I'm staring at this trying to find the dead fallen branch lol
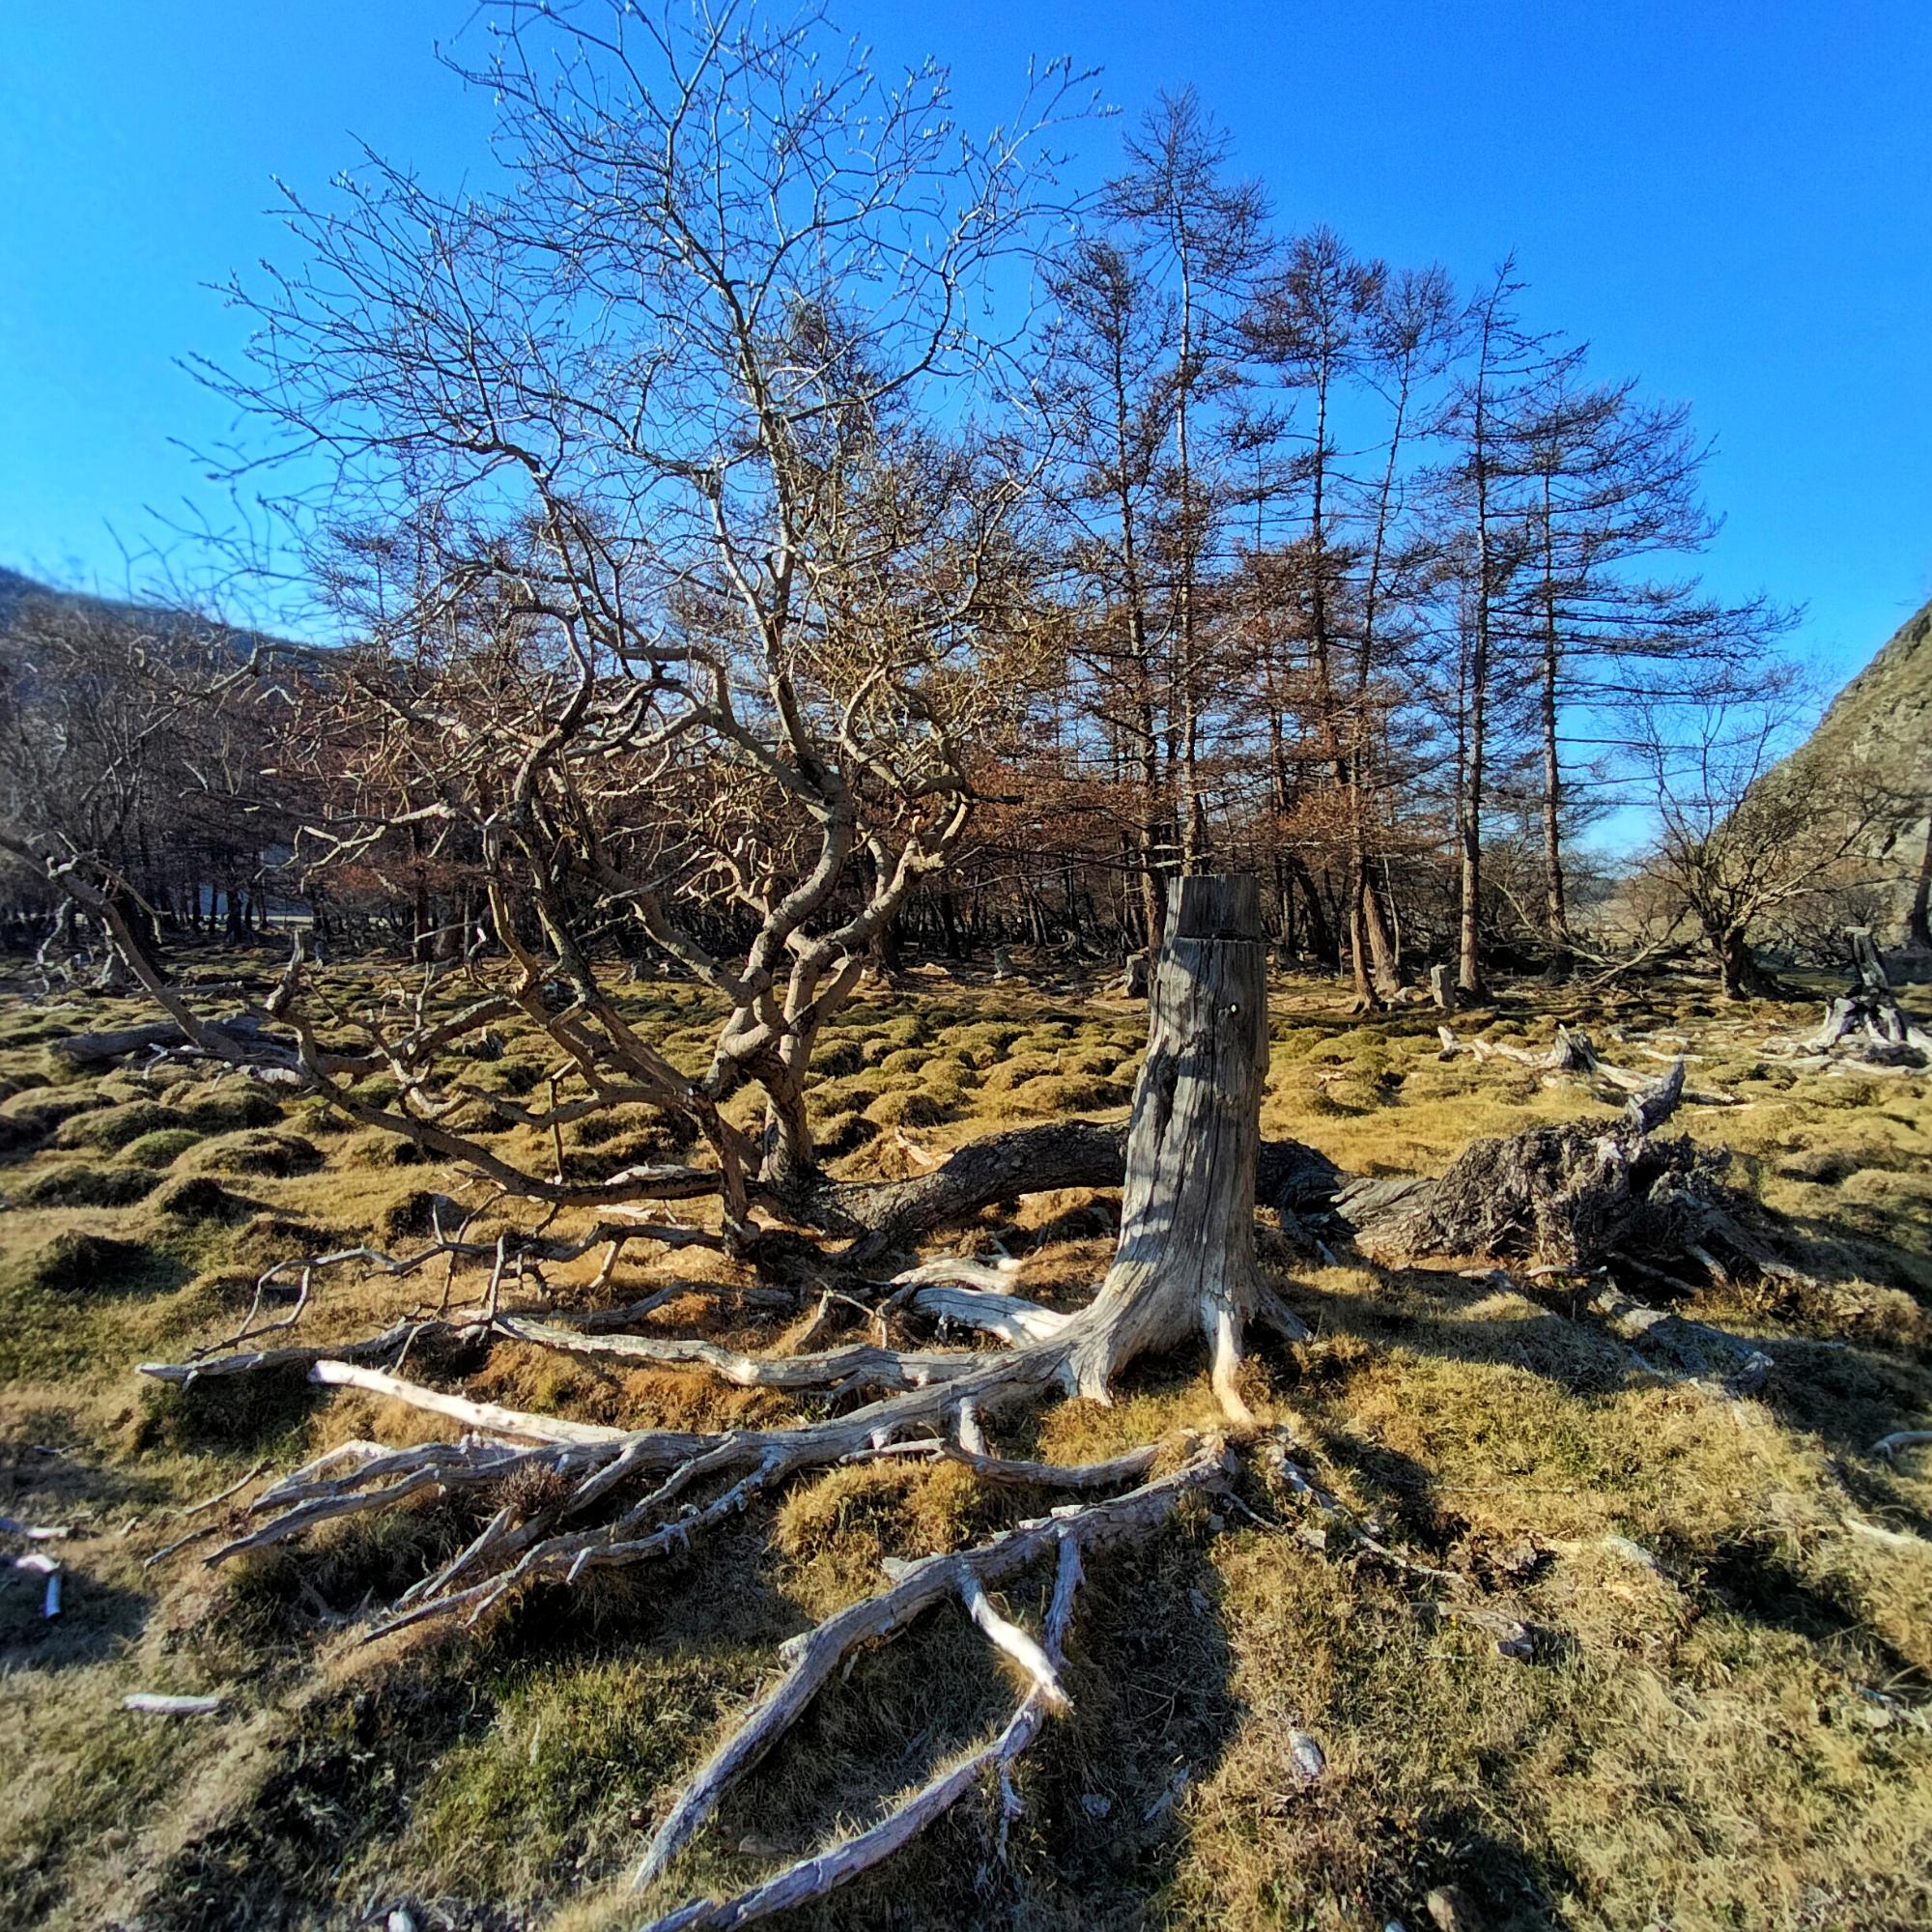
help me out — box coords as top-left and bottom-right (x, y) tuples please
(0, 1516), (71, 1541)
(1436, 1027), (1739, 1107)
(10, 1551), (62, 1617)
(630, 1439), (1233, 1930)
(123, 1693), (223, 1717)
(1771, 929), (1932, 1069)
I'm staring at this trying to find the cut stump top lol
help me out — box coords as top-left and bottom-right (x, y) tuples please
(1169, 875), (1262, 941)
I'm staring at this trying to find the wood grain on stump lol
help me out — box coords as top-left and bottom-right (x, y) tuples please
(1067, 875), (1268, 1417)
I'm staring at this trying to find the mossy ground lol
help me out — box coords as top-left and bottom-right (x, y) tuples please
(2, 960), (1929, 1931)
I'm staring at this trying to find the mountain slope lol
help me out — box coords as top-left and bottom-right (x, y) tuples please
(1776, 594), (1932, 944)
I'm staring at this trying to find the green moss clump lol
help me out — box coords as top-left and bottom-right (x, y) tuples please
(1001, 1071), (1128, 1117)
(378, 1189), (465, 1244)
(185, 1129), (324, 1178)
(467, 1056), (545, 1096)
(16, 1161), (158, 1207)
(343, 1130), (430, 1170)
(55, 1099), (185, 1151)
(0, 1229), (182, 1380)
(151, 1173), (254, 1223)
(1, 1087), (109, 1141)
(2, 1229), (151, 1297)
(120, 1126), (205, 1169)
(177, 1084), (284, 1133)
(863, 1089), (950, 1128)
(980, 1051), (1061, 1094)
(813, 1110), (877, 1158)
(811, 1038), (867, 1078)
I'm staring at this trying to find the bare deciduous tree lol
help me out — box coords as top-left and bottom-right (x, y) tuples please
(1632, 668), (1901, 998)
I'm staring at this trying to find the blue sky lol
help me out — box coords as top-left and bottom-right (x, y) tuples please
(2, 1), (1928, 696)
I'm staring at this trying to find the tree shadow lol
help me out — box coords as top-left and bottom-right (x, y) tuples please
(1273, 1227), (1932, 1471)
(1, 1445), (156, 1669)
(0, 1556), (150, 1669)
(737, 1520), (1245, 1931)
(1697, 1536), (1929, 1695)
(1399, 1810), (1585, 1932)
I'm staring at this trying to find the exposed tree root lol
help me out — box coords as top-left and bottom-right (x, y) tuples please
(131, 877), (1329, 1915)
(139, 875), (1771, 1916)
(1335, 1064), (1802, 1392)
(1341, 1064), (1750, 1274)
(1435, 1025), (1740, 1107)
(1343, 1123), (1731, 1276)
(628, 1441), (1233, 1930)
(1770, 929), (1932, 1069)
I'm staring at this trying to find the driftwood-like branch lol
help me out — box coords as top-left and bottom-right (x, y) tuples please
(1773, 931), (1932, 1068)
(494, 1308), (1005, 1395)
(139, 1317), (484, 1384)
(1436, 1027), (1738, 1107)
(631, 1441), (1233, 1928)
(308, 1359), (631, 1444)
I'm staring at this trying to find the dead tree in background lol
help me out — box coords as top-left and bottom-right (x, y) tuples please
(1631, 669), (1900, 999)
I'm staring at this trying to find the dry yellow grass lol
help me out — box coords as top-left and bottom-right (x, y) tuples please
(1, 960), (1928, 1930)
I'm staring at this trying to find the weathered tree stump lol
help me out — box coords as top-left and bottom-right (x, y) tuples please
(1796, 927), (1932, 1065)
(1429, 963), (1456, 1011)
(1118, 951), (1150, 999)
(1067, 875), (1270, 1416)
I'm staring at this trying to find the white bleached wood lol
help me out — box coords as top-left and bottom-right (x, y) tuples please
(632, 1445), (1229, 1927)
(961, 1576), (1068, 1708)
(124, 1693), (222, 1716)
(0, 1517), (70, 1540)
(307, 1360), (627, 1444)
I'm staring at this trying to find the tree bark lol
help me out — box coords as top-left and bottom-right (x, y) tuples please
(1714, 922), (1780, 1000)
(1064, 874), (1268, 1411)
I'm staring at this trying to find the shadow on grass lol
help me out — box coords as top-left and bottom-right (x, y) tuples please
(1274, 1222), (1932, 1470)
(0, 1559), (150, 1670)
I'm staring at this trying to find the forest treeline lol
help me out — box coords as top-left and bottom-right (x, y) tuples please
(1, 2), (1921, 1006)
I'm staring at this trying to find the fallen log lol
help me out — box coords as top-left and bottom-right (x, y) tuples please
(45, 1012), (281, 1071)
(779, 1117), (1339, 1263)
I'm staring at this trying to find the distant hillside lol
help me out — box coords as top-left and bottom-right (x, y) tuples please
(0, 564), (191, 637)
(1793, 596), (1932, 780)
(0, 564), (310, 689)
(1775, 594), (1932, 944)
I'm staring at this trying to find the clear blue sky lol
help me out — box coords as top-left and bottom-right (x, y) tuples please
(2, 2), (1928, 694)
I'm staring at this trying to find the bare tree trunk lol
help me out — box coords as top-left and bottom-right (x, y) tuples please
(1458, 624), (1488, 999)
(1539, 612), (1569, 963)
(1538, 479), (1571, 965)
(1065, 874), (1267, 1415)
(1714, 922), (1780, 1000)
